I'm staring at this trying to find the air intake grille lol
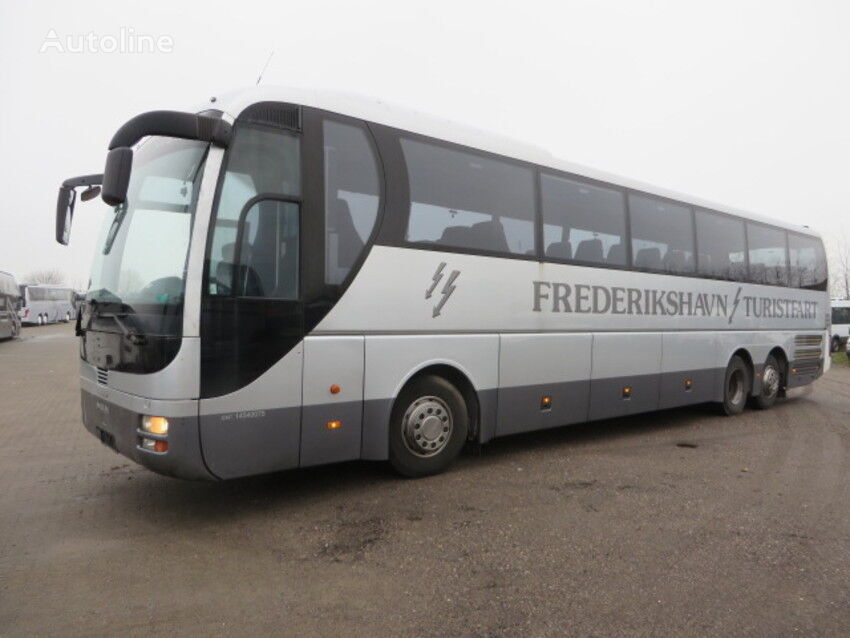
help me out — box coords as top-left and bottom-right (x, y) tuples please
(239, 102), (301, 131)
(794, 334), (823, 361)
(96, 367), (108, 386)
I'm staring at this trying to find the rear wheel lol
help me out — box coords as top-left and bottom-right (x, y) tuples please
(720, 355), (750, 416)
(832, 336), (841, 353)
(64, 311), (71, 322)
(752, 354), (782, 410)
(389, 375), (468, 478)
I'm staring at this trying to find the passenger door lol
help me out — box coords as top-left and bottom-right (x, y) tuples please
(198, 197), (305, 479)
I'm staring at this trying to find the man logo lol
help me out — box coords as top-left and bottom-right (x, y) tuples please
(425, 262), (460, 318)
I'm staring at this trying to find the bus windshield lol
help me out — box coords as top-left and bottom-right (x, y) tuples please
(87, 137), (209, 336)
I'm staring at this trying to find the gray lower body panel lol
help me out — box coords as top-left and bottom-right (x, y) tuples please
(80, 389), (213, 481)
(199, 407), (300, 480)
(80, 356), (824, 478)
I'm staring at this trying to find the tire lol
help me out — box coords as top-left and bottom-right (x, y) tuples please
(720, 355), (750, 416)
(37, 315), (43, 326)
(389, 375), (469, 478)
(752, 354), (782, 410)
(832, 336), (841, 353)
(64, 311), (71, 322)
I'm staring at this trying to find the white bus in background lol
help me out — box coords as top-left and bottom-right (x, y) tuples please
(18, 284), (75, 326)
(0, 271), (21, 339)
(831, 299), (850, 352)
(55, 87), (829, 481)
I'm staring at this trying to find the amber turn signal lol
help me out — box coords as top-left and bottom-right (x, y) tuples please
(326, 420), (342, 430)
(330, 384), (341, 394)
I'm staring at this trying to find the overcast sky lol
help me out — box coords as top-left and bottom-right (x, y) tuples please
(1, 0), (848, 289)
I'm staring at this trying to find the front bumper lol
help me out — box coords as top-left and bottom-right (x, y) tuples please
(80, 377), (215, 480)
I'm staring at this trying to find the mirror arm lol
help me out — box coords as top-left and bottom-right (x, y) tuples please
(62, 173), (103, 189)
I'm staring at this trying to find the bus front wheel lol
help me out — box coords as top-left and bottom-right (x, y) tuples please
(720, 355), (750, 416)
(389, 375), (468, 478)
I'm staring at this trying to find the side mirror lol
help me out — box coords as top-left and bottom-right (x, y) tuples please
(54, 173), (103, 245)
(56, 185), (76, 245)
(102, 147), (133, 206)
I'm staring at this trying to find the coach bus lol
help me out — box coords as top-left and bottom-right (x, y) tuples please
(0, 271), (21, 339)
(55, 87), (829, 480)
(18, 284), (75, 326)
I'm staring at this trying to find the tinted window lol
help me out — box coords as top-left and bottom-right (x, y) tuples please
(207, 127), (300, 296)
(402, 139), (536, 255)
(29, 288), (45, 301)
(231, 200), (299, 299)
(747, 223), (788, 285)
(324, 120), (380, 285)
(541, 174), (626, 266)
(788, 233), (827, 290)
(833, 307), (850, 324)
(695, 210), (746, 280)
(629, 194), (694, 273)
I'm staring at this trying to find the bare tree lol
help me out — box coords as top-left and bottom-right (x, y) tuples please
(25, 269), (66, 285)
(827, 229), (850, 299)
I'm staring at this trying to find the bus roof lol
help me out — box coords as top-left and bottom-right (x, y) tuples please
(209, 86), (821, 239)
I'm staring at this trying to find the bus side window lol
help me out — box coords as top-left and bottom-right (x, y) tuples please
(747, 223), (789, 286)
(695, 210), (746, 281)
(323, 120), (380, 285)
(540, 173), (626, 266)
(788, 232), (827, 290)
(402, 138), (536, 256)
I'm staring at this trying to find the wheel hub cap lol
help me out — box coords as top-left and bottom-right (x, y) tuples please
(402, 396), (453, 458)
(763, 365), (779, 396)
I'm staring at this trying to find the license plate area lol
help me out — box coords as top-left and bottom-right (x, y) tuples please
(97, 427), (117, 450)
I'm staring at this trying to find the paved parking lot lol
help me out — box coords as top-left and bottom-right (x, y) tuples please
(2, 323), (850, 636)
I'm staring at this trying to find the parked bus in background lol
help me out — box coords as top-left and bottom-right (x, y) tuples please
(0, 271), (21, 339)
(55, 87), (829, 481)
(830, 300), (850, 353)
(18, 284), (75, 326)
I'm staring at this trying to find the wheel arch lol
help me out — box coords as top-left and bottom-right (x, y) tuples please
(393, 363), (481, 442)
(728, 347), (755, 395)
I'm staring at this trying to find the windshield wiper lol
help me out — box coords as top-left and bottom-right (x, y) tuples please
(84, 297), (147, 345)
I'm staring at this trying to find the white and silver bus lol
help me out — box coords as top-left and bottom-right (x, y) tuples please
(18, 284), (75, 326)
(0, 271), (21, 339)
(56, 87), (829, 480)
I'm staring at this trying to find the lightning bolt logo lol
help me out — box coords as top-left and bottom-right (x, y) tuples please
(426, 263), (460, 317)
(425, 262), (446, 299)
(728, 286), (743, 324)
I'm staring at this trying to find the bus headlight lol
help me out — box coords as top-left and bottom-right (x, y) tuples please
(142, 415), (169, 435)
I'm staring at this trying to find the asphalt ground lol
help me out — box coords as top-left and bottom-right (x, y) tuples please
(2, 323), (849, 637)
